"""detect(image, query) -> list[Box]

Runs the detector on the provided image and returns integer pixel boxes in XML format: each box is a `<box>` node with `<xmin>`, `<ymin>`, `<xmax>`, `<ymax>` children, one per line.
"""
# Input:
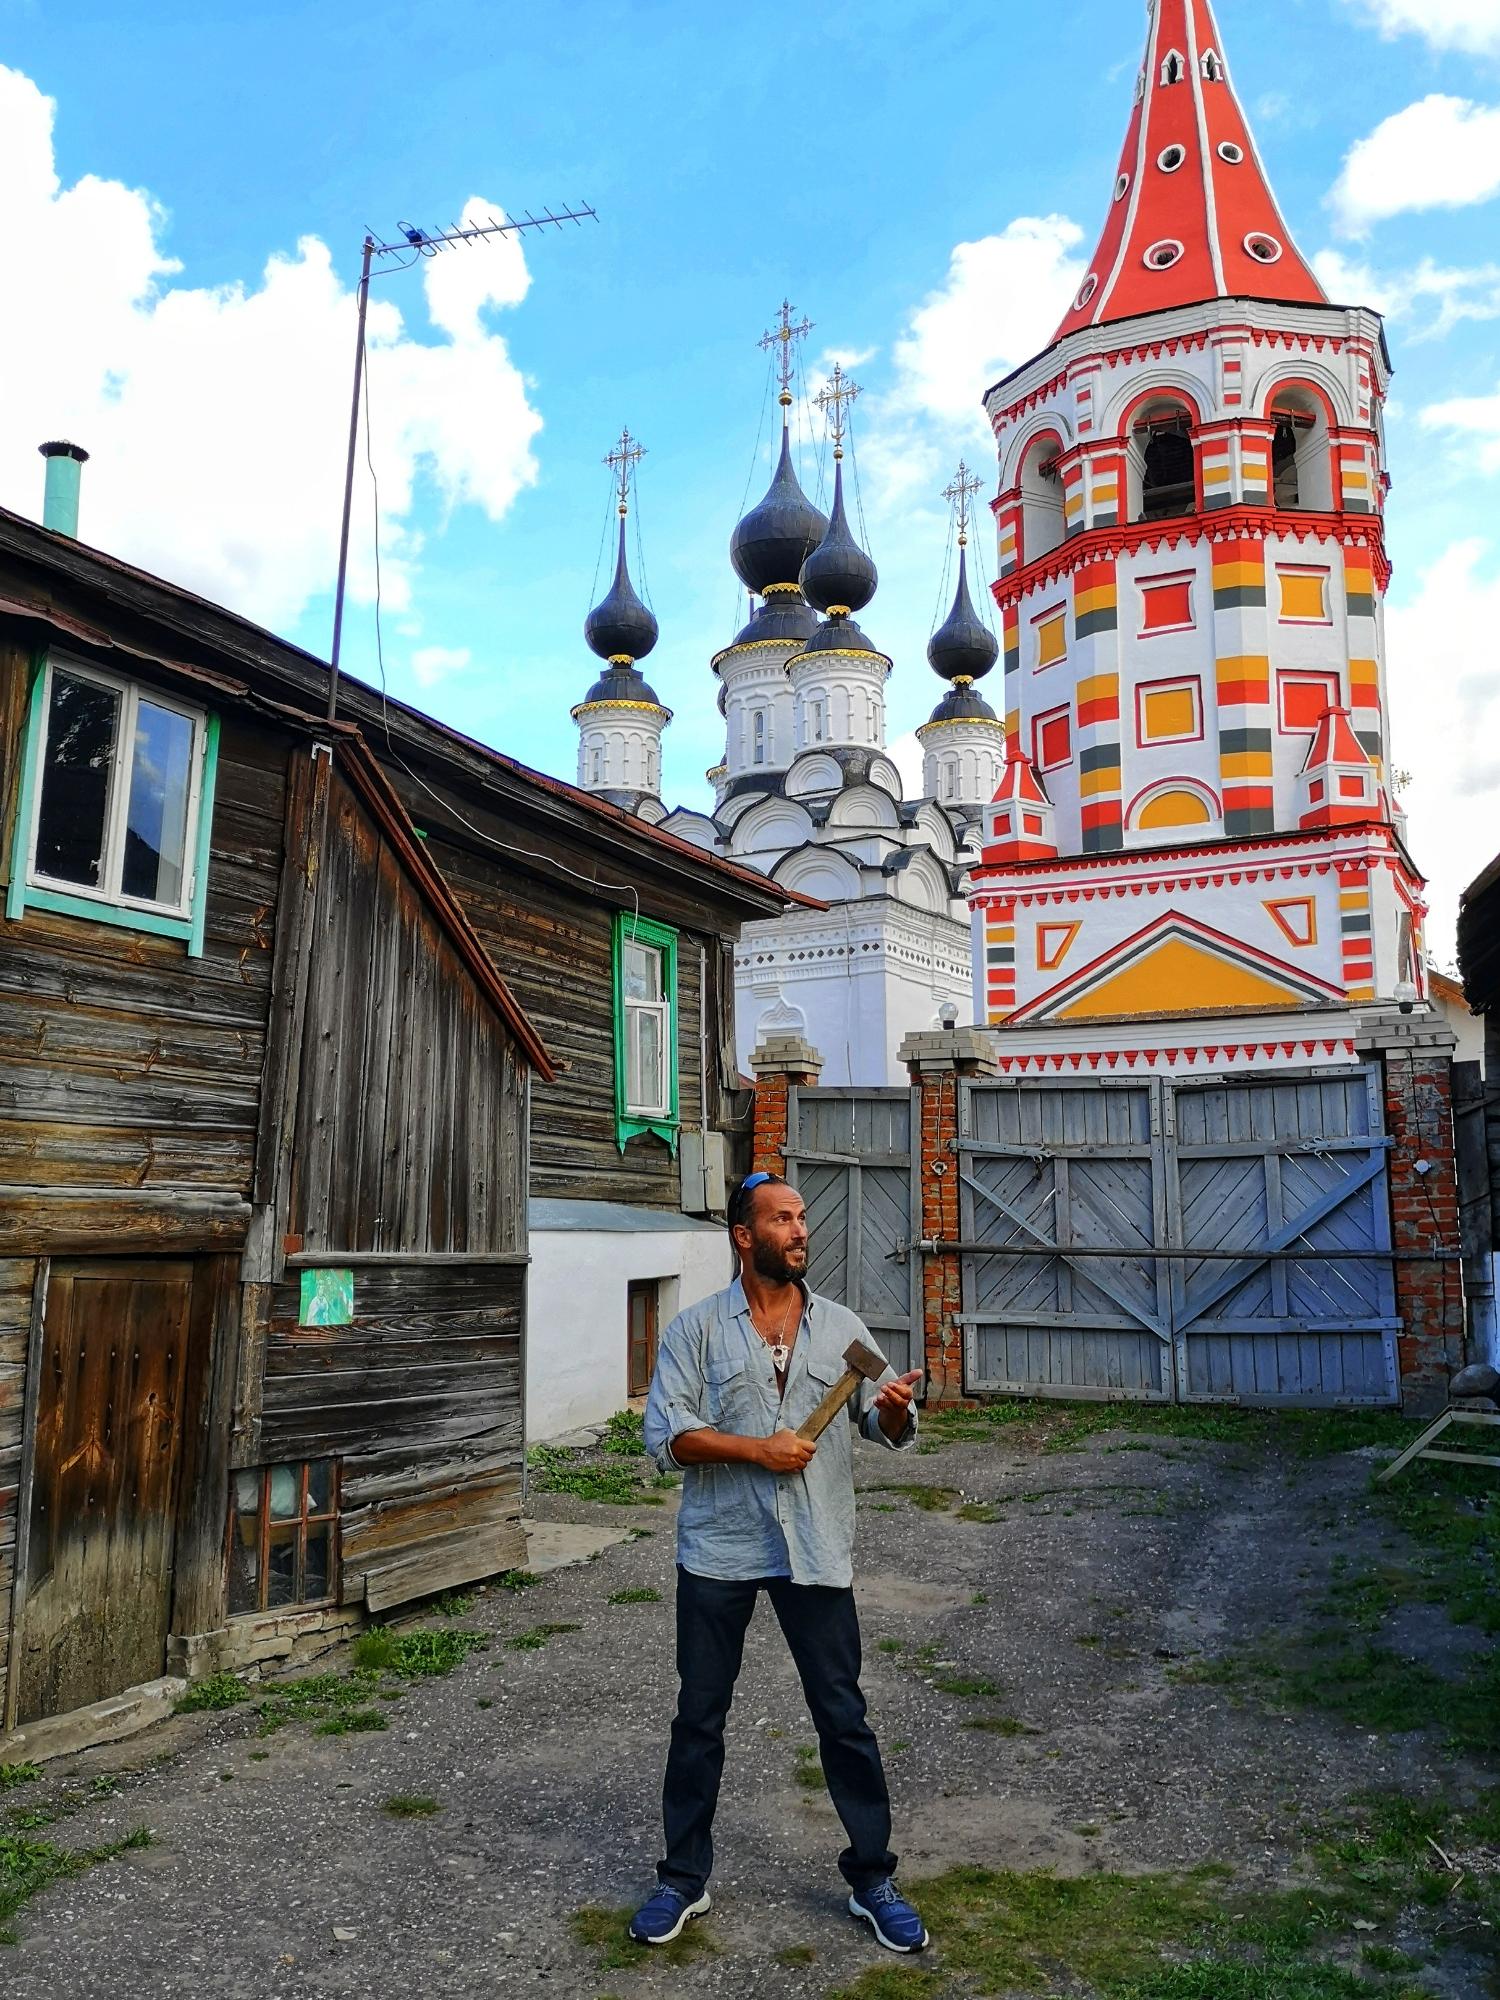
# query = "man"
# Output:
<box><xmin>631</xmin><ymin>1170</ymin><xmax>928</xmax><ymax>1955</ymax></box>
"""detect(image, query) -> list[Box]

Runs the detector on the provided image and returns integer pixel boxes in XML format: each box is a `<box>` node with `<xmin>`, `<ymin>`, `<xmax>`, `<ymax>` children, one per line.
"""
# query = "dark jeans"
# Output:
<box><xmin>658</xmin><ymin>1566</ymin><xmax>897</xmax><ymax>1898</ymax></box>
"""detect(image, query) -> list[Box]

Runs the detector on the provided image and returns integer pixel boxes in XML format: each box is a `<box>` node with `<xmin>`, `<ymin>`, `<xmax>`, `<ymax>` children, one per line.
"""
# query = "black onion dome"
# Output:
<box><xmin>730</xmin><ymin>425</ymin><xmax>828</xmax><ymax>594</ymax></box>
<box><xmin>926</xmin><ymin>546</ymin><xmax>999</xmax><ymax>685</ymax></box>
<box><xmin>585</xmin><ymin>516</ymin><xmax>659</xmax><ymax>664</ymax></box>
<box><xmin>926</xmin><ymin>684</ymin><xmax>997</xmax><ymax>725</ymax></box>
<box><xmin>798</xmin><ymin>614</ymin><xmax>885</xmax><ymax>661</ymax></box>
<box><xmin>800</xmin><ymin>458</ymin><xmax>877</xmax><ymax>615</ymax></box>
<box><xmin>576</xmin><ymin>661</ymin><xmax>664</xmax><ymax>710</ymax></box>
<box><xmin>715</xmin><ymin>590</ymin><xmax>820</xmax><ymax>668</ymax></box>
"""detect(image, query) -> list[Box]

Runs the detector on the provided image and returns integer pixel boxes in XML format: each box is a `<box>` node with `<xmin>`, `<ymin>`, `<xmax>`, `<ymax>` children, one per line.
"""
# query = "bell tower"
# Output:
<box><xmin>967</xmin><ymin>0</ymin><xmax>1426</xmax><ymax>1067</ymax></box>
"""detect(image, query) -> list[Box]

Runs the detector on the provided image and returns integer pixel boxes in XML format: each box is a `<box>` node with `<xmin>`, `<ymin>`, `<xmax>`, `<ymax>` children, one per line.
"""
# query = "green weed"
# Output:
<box><xmin>173</xmin><ymin>1672</ymin><xmax>248</xmax><ymax>1713</ymax></box>
<box><xmin>792</xmin><ymin>1744</ymin><xmax>825</xmax><ymax>1792</ymax></box>
<box><xmin>527</xmin><ymin>1446</ymin><xmax>665</xmax><ymax>1506</ymax></box>
<box><xmin>0</xmin><ymin>1767</ymin><xmax>40</xmax><ymax>1793</ymax></box>
<box><xmin>601</xmin><ymin>1408</ymin><xmax>646</xmax><ymax>1456</ymax></box>
<box><xmin>510</xmin><ymin>1623</ymin><xmax>582</xmax><ymax>1651</ymax></box>
<box><xmin>435</xmin><ymin>1590</ymin><xmax>476</xmax><ymax>1618</ymax></box>
<box><xmin>495</xmin><ymin>1569</ymin><xmax>542</xmax><ymax>1592</ymax></box>
<box><xmin>776</xmin><ymin>1942</ymin><xmax>817</xmax><ymax>1965</ymax></box>
<box><xmin>607</xmin><ymin>1587</ymin><xmax>661</xmax><ymax>1605</ymax></box>
<box><xmin>858</xmin><ymin>1483</ymin><xmax>958</xmax><ymax>1512</ymax></box>
<box><xmin>931</xmin><ymin>1674</ymin><xmax>1002</xmax><ymax>1699</ymax></box>
<box><xmin>0</xmin><ymin>1826</ymin><xmax>151</xmax><ymax>1945</ymax></box>
<box><xmin>314</xmin><ymin>1708</ymin><xmax>387</xmax><ymax>1736</ymax></box>
<box><xmin>383</xmin><ymin>1794</ymin><xmax>441</xmax><ymax>1817</ymax></box>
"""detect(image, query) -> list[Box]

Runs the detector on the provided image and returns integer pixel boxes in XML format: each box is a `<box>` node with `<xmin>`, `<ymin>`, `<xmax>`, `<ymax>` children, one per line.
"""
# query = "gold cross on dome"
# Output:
<box><xmin>815</xmin><ymin>362</ymin><xmax>862</xmax><ymax>456</ymax></box>
<box><xmin>942</xmin><ymin>460</ymin><xmax>984</xmax><ymax>545</ymax></box>
<box><xmin>605</xmin><ymin>427</ymin><xmax>646</xmax><ymax>514</ymax></box>
<box><xmin>758</xmin><ymin>298</ymin><xmax>813</xmax><ymax>407</ymax></box>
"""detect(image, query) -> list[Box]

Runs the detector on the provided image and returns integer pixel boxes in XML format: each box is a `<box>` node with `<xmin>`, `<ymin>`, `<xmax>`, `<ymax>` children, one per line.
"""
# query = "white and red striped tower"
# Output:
<box><xmin>968</xmin><ymin>0</ymin><xmax>1426</xmax><ymax>1074</ymax></box>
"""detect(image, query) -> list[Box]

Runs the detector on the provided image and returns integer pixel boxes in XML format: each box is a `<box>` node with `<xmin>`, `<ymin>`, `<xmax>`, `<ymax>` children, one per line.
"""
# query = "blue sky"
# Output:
<box><xmin>2</xmin><ymin>0</ymin><xmax>1499</xmax><ymax>956</ymax></box>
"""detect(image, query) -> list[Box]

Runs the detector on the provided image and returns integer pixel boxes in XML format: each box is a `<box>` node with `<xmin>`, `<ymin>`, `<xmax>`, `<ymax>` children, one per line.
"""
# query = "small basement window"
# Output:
<box><xmin>228</xmin><ymin>1461</ymin><xmax>339</xmax><ymax>1614</ymax></box>
<box><xmin>8</xmin><ymin>655</ymin><xmax>219</xmax><ymax>953</ymax></box>
<box><xmin>613</xmin><ymin>911</ymin><xmax>679</xmax><ymax>1150</ymax></box>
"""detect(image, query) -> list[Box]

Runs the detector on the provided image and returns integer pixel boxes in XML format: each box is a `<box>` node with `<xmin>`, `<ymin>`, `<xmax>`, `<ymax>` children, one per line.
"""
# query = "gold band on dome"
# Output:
<box><xmin>915</xmin><ymin>715</ymin><xmax>1003</xmax><ymax>736</ymax></box>
<box><xmin>608</xmin><ymin>653</ymin><xmax>635</xmax><ymax>665</ymax></box>
<box><xmin>763</xmin><ymin>582</ymin><xmax>803</xmax><ymax>596</ymax></box>
<box><xmin>827</xmin><ymin>604</ymin><xmax>851</xmax><ymax>617</ymax></box>
<box><xmin>570</xmin><ymin>698</ymin><xmax>671</xmax><ymax>717</ymax></box>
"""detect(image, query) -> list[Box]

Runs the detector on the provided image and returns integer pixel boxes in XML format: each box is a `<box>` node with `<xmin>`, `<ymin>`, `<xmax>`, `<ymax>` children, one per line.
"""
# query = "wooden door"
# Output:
<box><xmin>627</xmin><ymin>1281</ymin><xmax>658</xmax><ymax>1398</ymax></box>
<box><xmin>19</xmin><ymin>1261</ymin><xmax>194</xmax><ymax>1723</ymax></box>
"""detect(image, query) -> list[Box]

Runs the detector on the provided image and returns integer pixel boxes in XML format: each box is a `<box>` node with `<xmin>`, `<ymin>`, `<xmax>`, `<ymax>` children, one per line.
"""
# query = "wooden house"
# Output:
<box><xmin>1459</xmin><ymin>855</ymin><xmax>1500</xmax><ymax>1369</ymax></box>
<box><xmin>0</xmin><ymin>475</ymin><xmax>802</xmax><ymax>1738</ymax></box>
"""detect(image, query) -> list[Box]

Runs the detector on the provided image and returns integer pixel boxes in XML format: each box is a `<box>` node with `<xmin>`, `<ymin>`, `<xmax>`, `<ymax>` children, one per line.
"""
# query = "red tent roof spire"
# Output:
<box><xmin>1052</xmin><ymin>0</ymin><xmax>1327</xmax><ymax>342</ymax></box>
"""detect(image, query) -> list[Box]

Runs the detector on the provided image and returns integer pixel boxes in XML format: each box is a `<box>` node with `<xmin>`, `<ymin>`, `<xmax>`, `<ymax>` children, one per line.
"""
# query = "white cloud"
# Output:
<box><xmin>1328</xmin><ymin>95</ymin><xmax>1500</xmax><ymax>236</ymax></box>
<box><xmin>1385</xmin><ymin>539</ymin><xmax>1500</xmax><ymax>959</ymax></box>
<box><xmin>410</xmin><ymin>644</ymin><xmax>473</xmax><ymax>688</ymax></box>
<box><xmin>1312</xmin><ymin>246</ymin><xmax>1500</xmax><ymax>336</ymax></box>
<box><xmin>0</xmin><ymin>65</ymin><xmax>542</xmax><ymax>636</ymax></box>
<box><xmin>1421</xmin><ymin>379</ymin><xmax>1500</xmax><ymax>470</ymax></box>
<box><xmin>1343</xmin><ymin>0</ymin><xmax>1500</xmax><ymax>55</ymax></box>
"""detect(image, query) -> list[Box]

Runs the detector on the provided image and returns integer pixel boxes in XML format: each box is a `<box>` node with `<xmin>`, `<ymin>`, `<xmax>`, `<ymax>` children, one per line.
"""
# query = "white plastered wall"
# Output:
<box><xmin>527</xmin><ymin>1224</ymin><xmax>732</xmax><ymax>1441</ymax></box>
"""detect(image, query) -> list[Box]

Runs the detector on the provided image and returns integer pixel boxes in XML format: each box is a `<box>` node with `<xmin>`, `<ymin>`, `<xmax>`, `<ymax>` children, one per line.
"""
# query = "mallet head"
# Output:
<box><xmin>843</xmin><ymin>1338</ymin><xmax>888</xmax><ymax>1384</ymax></box>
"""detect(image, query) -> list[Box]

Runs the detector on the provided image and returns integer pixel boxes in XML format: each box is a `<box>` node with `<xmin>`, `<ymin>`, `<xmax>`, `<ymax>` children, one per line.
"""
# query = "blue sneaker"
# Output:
<box><xmin>849</xmin><ymin>1878</ymin><xmax>928</xmax><ymax>1953</ymax></box>
<box><xmin>628</xmin><ymin>1883</ymin><xmax>711</xmax><ymax>1945</ymax></box>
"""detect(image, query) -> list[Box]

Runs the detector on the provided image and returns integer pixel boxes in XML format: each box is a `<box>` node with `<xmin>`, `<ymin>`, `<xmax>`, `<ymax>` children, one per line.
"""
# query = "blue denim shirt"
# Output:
<box><xmin>643</xmin><ymin>1276</ymin><xmax>918</xmax><ymax>1589</ymax></box>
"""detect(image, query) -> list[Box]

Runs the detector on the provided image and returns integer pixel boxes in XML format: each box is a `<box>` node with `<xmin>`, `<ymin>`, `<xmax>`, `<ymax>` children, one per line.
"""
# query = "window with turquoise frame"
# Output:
<box><xmin>612</xmin><ymin>911</ymin><xmax>679</xmax><ymax>1151</ymax></box>
<box><xmin>6</xmin><ymin>651</ymin><xmax>220</xmax><ymax>956</ymax></box>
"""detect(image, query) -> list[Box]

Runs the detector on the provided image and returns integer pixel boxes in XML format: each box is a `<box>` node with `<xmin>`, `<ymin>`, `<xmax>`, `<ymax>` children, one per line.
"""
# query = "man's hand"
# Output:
<box><xmin>759</xmin><ymin>1427</ymin><xmax>818</xmax><ymax>1475</ymax></box>
<box><xmin>874</xmin><ymin>1369</ymin><xmax>923</xmax><ymax>1441</ymax></box>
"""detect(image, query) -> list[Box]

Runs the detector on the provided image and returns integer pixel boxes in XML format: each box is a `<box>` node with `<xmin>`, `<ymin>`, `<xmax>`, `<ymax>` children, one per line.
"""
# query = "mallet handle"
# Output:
<box><xmin>796</xmin><ymin>1370</ymin><xmax>862</xmax><ymax>1443</ymax></box>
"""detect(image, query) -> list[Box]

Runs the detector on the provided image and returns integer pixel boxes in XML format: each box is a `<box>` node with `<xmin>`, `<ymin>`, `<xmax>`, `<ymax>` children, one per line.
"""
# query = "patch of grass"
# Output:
<box><xmin>876</xmin><ymin>1638</ymin><xmax>904</xmax><ymax>1655</ymax></box>
<box><xmin>601</xmin><ymin>1408</ymin><xmax>646</xmax><ymax>1456</ymax></box>
<box><xmin>918</xmin><ymin>1397</ymin><xmax>1415</xmax><ymax>1462</ymax></box>
<box><xmin>570</xmin><ymin>1903</ymin><xmax>717</xmax><ymax>1971</ymax></box>
<box><xmin>0</xmin><ymin>1767</ymin><xmax>41</xmax><ymax>1793</ymax></box>
<box><xmin>249</xmin><ymin>1751</ymin><xmax>270</xmax><ymax>1762</ymax></box>
<box><xmin>776</xmin><ymin>1942</ymin><xmax>817</xmax><ymax>1966</ymax></box>
<box><xmin>314</xmin><ymin>1708</ymin><xmax>387</xmax><ymax>1736</ymax></box>
<box><xmin>793</xmin><ymin>1744</ymin><xmax>825</xmax><ymax>1792</ymax></box>
<box><xmin>495</xmin><ymin>1568</ymin><xmax>542</xmax><ymax>1592</ymax></box>
<box><xmin>931</xmin><ymin>1674</ymin><xmax>1002</xmax><ymax>1700</ymax></box>
<box><xmin>963</xmin><ymin>1715</ymin><xmax>1035</xmax><ymax>1736</ymax></box>
<box><xmin>435</xmin><ymin>1589</ymin><xmax>476</xmax><ymax>1618</ymax></box>
<box><xmin>383</xmin><ymin>1794</ymin><xmax>440</xmax><ymax>1818</ymax></box>
<box><xmin>509</xmin><ymin>1622</ymin><xmax>582</xmax><ymax>1651</ymax></box>
<box><xmin>0</xmin><ymin>1825</ymin><xmax>151</xmax><ymax>1945</ymax></box>
<box><xmin>607</xmin><ymin>1587</ymin><xmax>661</xmax><ymax>1605</ymax></box>
<box><xmin>970</xmin><ymin>1591</ymin><xmax>990</xmax><ymax>1606</ymax></box>
<box><xmin>527</xmin><ymin>1444</ymin><xmax>666</xmax><ymax>1506</ymax></box>
<box><xmin>858</xmin><ymin>1483</ymin><xmax>958</xmax><ymax>1513</ymax></box>
<box><xmin>173</xmin><ymin>1672</ymin><xmax>248</xmax><ymax>1713</ymax></box>
<box><xmin>956</xmin><ymin>1501</ymin><xmax>998</xmax><ymax>1522</ymax></box>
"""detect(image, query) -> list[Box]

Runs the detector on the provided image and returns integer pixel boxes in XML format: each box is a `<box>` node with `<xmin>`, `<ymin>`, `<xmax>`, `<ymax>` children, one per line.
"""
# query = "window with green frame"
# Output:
<box><xmin>5</xmin><ymin>651</ymin><xmax>220</xmax><ymax>956</ymax></box>
<box><xmin>612</xmin><ymin>911</ymin><xmax>679</xmax><ymax>1151</ymax></box>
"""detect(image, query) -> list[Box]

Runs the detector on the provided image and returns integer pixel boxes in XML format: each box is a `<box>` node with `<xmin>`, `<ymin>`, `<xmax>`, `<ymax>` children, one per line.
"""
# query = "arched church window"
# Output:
<box><xmin>942</xmin><ymin>759</ymin><xmax>958</xmax><ymax>801</ymax></box>
<box><xmin>752</xmin><ymin>708</ymin><xmax>767</xmax><ymax>766</ymax></box>
<box><xmin>809</xmin><ymin>697</ymin><xmax>826</xmax><ymax>744</ymax></box>
<box><xmin>1160</xmin><ymin>48</ymin><xmax>1185</xmax><ymax>84</ymax></box>
<box><xmin>1268</xmin><ymin>389</ymin><xmax>1334</xmax><ymax>512</ymax></box>
<box><xmin>1018</xmin><ymin>433</ymin><xmax>1067</xmax><ymax>565</ymax></box>
<box><xmin>590</xmin><ymin>746</ymin><xmax>604</xmax><ymax>786</ymax></box>
<box><xmin>1200</xmin><ymin>48</ymin><xmax>1224</xmax><ymax>82</ymax></box>
<box><xmin>1133</xmin><ymin>402</ymin><xmax>1197</xmax><ymax>522</ymax></box>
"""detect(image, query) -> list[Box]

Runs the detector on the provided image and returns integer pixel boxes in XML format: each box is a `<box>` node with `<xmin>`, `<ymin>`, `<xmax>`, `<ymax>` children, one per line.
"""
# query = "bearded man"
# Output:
<box><xmin>630</xmin><ymin>1170</ymin><xmax>927</xmax><ymax>1956</ymax></box>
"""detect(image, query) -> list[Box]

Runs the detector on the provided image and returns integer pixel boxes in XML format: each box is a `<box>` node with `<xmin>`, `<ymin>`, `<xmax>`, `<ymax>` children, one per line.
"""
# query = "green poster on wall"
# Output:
<box><xmin>299</xmin><ymin>1267</ymin><xmax>354</xmax><ymax>1327</ymax></box>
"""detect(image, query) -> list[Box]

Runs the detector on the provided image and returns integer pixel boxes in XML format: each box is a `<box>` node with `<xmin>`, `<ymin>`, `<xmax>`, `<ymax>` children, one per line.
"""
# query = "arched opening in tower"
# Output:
<box><xmin>1135</xmin><ymin>407</ymin><xmax>1197</xmax><ymax>522</ymax></box>
<box><xmin>1018</xmin><ymin>433</ymin><xmax>1067</xmax><ymax>564</ymax></box>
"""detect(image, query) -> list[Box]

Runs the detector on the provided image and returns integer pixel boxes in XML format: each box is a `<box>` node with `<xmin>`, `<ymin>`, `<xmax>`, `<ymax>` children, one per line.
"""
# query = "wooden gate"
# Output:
<box><xmin>959</xmin><ymin>1068</ymin><xmax>1399</xmax><ymax>1408</ymax></box>
<box><xmin>17</xmin><ymin>1261</ymin><xmax>195</xmax><ymax>1722</ymax></box>
<box><xmin>784</xmin><ymin>1087</ymin><xmax>920</xmax><ymax>1376</ymax></box>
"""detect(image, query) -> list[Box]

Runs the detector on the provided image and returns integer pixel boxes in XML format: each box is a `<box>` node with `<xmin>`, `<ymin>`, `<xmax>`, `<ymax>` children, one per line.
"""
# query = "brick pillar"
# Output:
<box><xmin>896</xmin><ymin>1028</ymin><xmax>1000</xmax><ymax>1406</ymax></box>
<box><xmin>748</xmin><ymin>1034</ymin><xmax>824</xmax><ymax>1176</ymax></box>
<box><xmin>1357</xmin><ymin>1008</ymin><xmax>1464</xmax><ymax>1416</ymax></box>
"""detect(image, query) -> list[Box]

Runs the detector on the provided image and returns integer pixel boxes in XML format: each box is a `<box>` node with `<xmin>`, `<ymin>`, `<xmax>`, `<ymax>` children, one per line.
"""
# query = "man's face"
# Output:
<box><xmin>735</xmin><ymin>1183</ymin><xmax>809</xmax><ymax>1284</ymax></box>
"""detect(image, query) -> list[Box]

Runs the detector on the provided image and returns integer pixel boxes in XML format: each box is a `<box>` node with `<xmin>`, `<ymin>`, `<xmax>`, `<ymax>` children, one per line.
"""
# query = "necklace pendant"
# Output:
<box><xmin>770</xmin><ymin>1343</ymin><xmax>789</xmax><ymax>1372</ymax></box>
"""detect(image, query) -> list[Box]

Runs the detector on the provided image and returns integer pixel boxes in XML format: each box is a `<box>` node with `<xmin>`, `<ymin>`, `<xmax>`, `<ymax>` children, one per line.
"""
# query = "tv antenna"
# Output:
<box><xmin>327</xmin><ymin>203</ymin><xmax>598</xmax><ymax>722</ymax></box>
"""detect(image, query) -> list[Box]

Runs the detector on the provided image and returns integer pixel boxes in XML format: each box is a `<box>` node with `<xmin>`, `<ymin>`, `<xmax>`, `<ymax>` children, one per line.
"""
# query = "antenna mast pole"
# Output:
<box><xmin>325</xmin><ymin>203</ymin><xmax>598</xmax><ymax>724</ymax></box>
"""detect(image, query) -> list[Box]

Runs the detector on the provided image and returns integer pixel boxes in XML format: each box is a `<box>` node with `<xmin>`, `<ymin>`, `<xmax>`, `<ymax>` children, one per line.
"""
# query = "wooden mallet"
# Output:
<box><xmin>796</xmin><ymin>1339</ymin><xmax>891</xmax><ymax>1443</ymax></box>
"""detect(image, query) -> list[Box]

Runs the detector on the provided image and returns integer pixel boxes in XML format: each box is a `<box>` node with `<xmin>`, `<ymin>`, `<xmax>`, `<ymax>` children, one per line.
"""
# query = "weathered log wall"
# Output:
<box><xmin>0</xmin><ymin>1259</ymin><xmax>36</xmax><ymax>1706</ymax></box>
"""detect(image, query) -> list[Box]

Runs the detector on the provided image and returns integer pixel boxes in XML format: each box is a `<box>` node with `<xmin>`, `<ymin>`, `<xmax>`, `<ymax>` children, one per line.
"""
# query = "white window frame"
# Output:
<box><xmin>26</xmin><ymin>655</ymin><xmax>207</xmax><ymax>921</ymax></box>
<box><xmin>622</xmin><ymin>940</ymin><xmax>671</xmax><ymax>1120</ymax></box>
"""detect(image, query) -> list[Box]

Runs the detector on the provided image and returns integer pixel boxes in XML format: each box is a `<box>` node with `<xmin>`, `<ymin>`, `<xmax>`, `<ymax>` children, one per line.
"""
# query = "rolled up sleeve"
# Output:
<box><xmin>856</xmin><ymin>1361</ymin><xmax>919</xmax><ymax>1452</ymax></box>
<box><xmin>643</xmin><ymin>1310</ymin><xmax>710</xmax><ymax>1474</ymax></box>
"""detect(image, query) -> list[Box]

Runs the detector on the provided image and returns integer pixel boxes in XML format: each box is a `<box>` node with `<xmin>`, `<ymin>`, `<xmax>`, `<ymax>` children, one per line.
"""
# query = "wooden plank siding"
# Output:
<box><xmin>259</xmin><ymin>1263</ymin><xmax>525</xmax><ymax>1608</ymax></box>
<box><xmin>0</xmin><ymin>1260</ymin><xmax>37</xmax><ymax>1704</ymax></box>
<box><xmin>420</xmin><ymin>824</ymin><xmax>711</xmax><ymax>1206</ymax></box>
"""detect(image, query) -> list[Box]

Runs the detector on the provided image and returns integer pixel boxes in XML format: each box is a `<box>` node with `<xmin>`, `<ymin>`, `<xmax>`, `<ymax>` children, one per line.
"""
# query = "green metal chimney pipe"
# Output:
<box><xmin>39</xmin><ymin>440</ymin><xmax>88</xmax><ymax>537</ymax></box>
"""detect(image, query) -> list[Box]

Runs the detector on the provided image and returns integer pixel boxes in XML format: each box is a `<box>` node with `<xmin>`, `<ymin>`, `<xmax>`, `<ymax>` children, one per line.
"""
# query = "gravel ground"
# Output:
<box><xmin>0</xmin><ymin>1421</ymin><xmax>1484</xmax><ymax>1999</ymax></box>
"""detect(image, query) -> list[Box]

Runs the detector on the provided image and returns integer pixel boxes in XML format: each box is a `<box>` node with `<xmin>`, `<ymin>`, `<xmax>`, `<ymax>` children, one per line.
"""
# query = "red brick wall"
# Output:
<box><xmin>750</xmin><ymin>1070</ymin><xmax>820</xmax><ymax>1177</ymax></box>
<box><xmin>914</xmin><ymin>1069</ymin><xmax>969</xmax><ymax>1406</ymax></box>
<box><xmin>1381</xmin><ymin>1050</ymin><xmax>1464</xmax><ymax>1414</ymax></box>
